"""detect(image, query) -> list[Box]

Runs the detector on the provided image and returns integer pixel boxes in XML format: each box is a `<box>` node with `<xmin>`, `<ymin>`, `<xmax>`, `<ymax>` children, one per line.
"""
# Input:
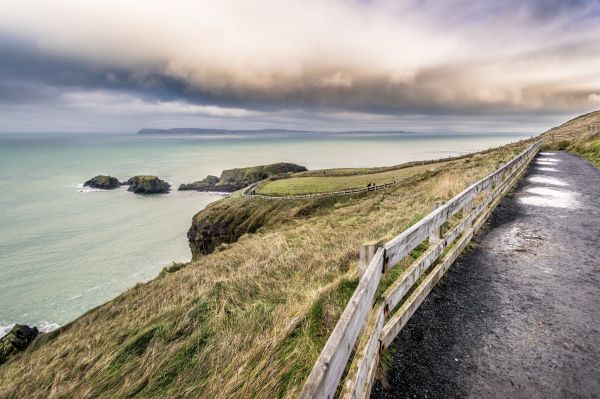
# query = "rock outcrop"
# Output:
<box><xmin>179</xmin><ymin>162</ymin><xmax>307</xmax><ymax>192</ymax></box>
<box><xmin>187</xmin><ymin>201</ymin><xmax>257</xmax><ymax>257</ymax></box>
<box><xmin>126</xmin><ymin>176</ymin><xmax>171</xmax><ymax>194</ymax></box>
<box><xmin>0</xmin><ymin>324</ymin><xmax>39</xmax><ymax>365</ymax></box>
<box><xmin>178</xmin><ymin>175</ymin><xmax>231</xmax><ymax>192</ymax></box>
<box><xmin>219</xmin><ymin>162</ymin><xmax>307</xmax><ymax>187</ymax></box>
<box><xmin>83</xmin><ymin>175</ymin><xmax>122</xmax><ymax>190</ymax></box>
<box><xmin>186</xmin><ymin>193</ymin><xmax>335</xmax><ymax>259</ymax></box>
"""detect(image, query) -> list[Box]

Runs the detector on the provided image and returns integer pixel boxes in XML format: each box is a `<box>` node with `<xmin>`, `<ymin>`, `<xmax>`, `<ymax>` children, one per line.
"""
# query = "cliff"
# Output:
<box><xmin>186</xmin><ymin>194</ymin><xmax>351</xmax><ymax>259</ymax></box>
<box><xmin>179</xmin><ymin>162</ymin><xmax>307</xmax><ymax>192</ymax></box>
<box><xmin>219</xmin><ymin>163</ymin><xmax>307</xmax><ymax>187</ymax></box>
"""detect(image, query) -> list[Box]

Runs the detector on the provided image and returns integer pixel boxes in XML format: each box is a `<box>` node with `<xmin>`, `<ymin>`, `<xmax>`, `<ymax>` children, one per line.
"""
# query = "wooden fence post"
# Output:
<box><xmin>359</xmin><ymin>240</ymin><xmax>382</xmax><ymax>280</ymax></box>
<box><xmin>429</xmin><ymin>201</ymin><xmax>443</xmax><ymax>243</ymax></box>
<box><xmin>462</xmin><ymin>182</ymin><xmax>473</xmax><ymax>216</ymax></box>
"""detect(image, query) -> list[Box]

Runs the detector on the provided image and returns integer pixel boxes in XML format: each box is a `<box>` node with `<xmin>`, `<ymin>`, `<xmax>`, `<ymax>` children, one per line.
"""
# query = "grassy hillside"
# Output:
<box><xmin>255</xmin><ymin>144</ymin><xmax>531</xmax><ymax>196</ymax></box>
<box><xmin>0</xmin><ymin>111</ymin><xmax>596</xmax><ymax>398</ymax></box>
<box><xmin>541</xmin><ymin>110</ymin><xmax>600</xmax><ymax>168</ymax></box>
<box><xmin>566</xmin><ymin>138</ymin><xmax>600</xmax><ymax>168</ymax></box>
<box><xmin>541</xmin><ymin>110</ymin><xmax>600</xmax><ymax>145</ymax></box>
<box><xmin>255</xmin><ymin>163</ymin><xmax>433</xmax><ymax>196</ymax></box>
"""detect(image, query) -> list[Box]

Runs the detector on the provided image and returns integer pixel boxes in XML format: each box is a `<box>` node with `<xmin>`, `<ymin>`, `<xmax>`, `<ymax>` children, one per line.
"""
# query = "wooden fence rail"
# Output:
<box><xmin>299</xmin><ymin>141</ymin><xmax>541</xmax><ymax>399</ymax></box>
<box><xmin>242</xmin><ymin>181</ymin><xmax>397</xmax><ymax>200</ymax></box>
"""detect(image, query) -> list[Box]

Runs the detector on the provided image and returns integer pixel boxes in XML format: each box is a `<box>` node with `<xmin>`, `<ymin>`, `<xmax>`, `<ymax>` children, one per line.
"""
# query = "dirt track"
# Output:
<box><xmin>372</xmin><ymin>151</ymin><xmax>600</xmax><ymax>399</ymax></box>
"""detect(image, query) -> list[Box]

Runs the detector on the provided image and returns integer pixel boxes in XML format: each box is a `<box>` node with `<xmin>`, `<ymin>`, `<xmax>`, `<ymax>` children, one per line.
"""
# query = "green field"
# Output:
<box><xmin>568</xmin><ymin>138</ymin><xmax>600</xmax><ymax>168</ymax></box>
<box><xmin>256</xmin><ymin>163</ymin><xmax>435</xmax><ymax>196</ymax></box>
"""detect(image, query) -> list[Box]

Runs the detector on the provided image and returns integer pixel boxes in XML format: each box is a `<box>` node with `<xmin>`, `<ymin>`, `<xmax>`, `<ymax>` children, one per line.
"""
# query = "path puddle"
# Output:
<box><xmin>525</xmin><ymin>186</ymin><xmax>572</xmax><ymax>198</ymax></box>
<box><xmin>518</xmin><ymin>186</ymin><xmax>580</xmax><ymax>209</ymax></box>
<box><xmin>535</xmin><ymin>167</ymin><xmax>559</xmax><ymax>172</ymax></box>
<box><xmin>535</xmin><ymin>160</ymin><xmax>559</xmax><ymax>166</ymax></box>
<box><xmin>527</xmin><ymin>175</ymin><xmax>569</xmax><ymax>187</ymax></box>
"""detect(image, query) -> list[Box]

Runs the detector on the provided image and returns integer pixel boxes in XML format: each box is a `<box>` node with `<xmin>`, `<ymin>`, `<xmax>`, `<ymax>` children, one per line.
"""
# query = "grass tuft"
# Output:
<box><xmin>110</xmin><ymin>326</ymin><xmax>164</xmax><ymax>375</ymax></box>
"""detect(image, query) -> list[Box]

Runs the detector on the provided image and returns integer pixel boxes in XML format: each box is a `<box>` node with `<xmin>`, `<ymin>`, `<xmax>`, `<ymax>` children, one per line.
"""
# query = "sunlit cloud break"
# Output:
<box><xmin>0</xmin><ymin>0</ymin><xmax>599</xmax><ymax>132</ymax></box>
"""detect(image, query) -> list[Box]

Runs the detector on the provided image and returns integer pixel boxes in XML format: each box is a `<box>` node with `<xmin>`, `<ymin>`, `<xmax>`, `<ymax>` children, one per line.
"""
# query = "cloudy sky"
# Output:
<box><xmin>0</xmin><ymin>0</ymin><xmax>599</xmax><ymax>133</ymax></box>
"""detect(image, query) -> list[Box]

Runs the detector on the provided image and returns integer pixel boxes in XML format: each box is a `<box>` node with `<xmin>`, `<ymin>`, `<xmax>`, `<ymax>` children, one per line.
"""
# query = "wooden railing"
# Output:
<box><xmin>242</xmin><ymin>181</ymin><xmax>397</xmax><ymax>200</ymax></box>
<box><xmin>299</xmin><ymin>141</ymin><xmax>541</xmax><ymax>399</ymax></box>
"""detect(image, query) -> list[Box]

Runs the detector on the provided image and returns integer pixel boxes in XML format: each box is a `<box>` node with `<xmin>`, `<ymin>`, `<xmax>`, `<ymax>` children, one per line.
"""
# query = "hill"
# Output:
<box><xmin>137</xmin><ymin>127</ymin><xmax>413</xmax><ymax>135</ymax></box>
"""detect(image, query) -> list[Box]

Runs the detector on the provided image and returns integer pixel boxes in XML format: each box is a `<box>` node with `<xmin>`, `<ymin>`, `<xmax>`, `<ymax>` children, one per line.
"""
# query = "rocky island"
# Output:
<box><xmin>83</xmin><ymin>175</ymin><xmax>123</xmax><ymax>190</ymax></box>
<box><xmin>82</xmin><ymin>175</ymin><xmax>171</xmax><ymax>194</ymax></box>
<box><xmin>178</xmin><ymin>175</ymin><xmax>225</xmax><ymax>191</ymax></box>
<box><xmin>126</xmin><ymin>175</ymin><xmax>171</xmax><ymax>194</ymax></box>
<box><xmin>0</xmin><ymin>325</ymin><xmax>38</xmax><ymax>366</ymax></box>
<box><xmin>179</xmin><ymin>162</ymin><xmax>307</xmax><ymax>192</ymax></box>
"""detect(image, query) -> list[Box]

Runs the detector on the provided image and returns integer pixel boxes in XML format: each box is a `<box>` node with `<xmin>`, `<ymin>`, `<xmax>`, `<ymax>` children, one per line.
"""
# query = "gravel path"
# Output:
<box><xmin>371</xmin><ymin>151</ymin><xmax>600</xmax><ymax>399</ymax></box>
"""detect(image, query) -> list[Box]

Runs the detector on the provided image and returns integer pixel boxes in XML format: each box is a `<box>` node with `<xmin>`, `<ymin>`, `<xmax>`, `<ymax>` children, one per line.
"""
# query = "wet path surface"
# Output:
<box><xmin>372</xmin><ymin>151</ymin><xmax>600</xmax><ymax>399</ymax></box>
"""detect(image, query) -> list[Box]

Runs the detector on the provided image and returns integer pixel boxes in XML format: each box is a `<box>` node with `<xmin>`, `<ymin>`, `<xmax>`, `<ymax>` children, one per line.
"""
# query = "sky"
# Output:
<box><xmin>0</xmin><ymin>0</ymin><xmax>599</xmax><ymax>134</ymax></box>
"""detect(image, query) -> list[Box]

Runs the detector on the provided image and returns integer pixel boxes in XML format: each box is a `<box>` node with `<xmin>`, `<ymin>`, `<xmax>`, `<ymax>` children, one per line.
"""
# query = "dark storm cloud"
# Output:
<box><xmin>0</xmin><ymin>33</ymin><xmax>222</xmax><ymax>108</ymax></box>
<box><xmin>0</xmin><ymin>32</ymin><xmax>297</xmax><ymax>113</ymax></box>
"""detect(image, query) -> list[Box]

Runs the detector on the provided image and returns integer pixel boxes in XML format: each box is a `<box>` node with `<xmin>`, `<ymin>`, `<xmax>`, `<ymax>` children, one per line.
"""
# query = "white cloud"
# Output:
<box><xmin>317</xmin><ymin>72</ymin><xmax>354</xmax><ymax>88</ymax></box>
<box><xmin>61</xmin><ymin>91</ymin><xmax>259</xmax><ymax>117</ymax></box>
<box><xmin>589</xmin><ymin>93</ymin><xmax>600</xmax><ymax>104</ymax></box>
<box><xmin>0</xmin><ymin>0</ymin><xmax>598</xmax><ymax>112</ymax></box>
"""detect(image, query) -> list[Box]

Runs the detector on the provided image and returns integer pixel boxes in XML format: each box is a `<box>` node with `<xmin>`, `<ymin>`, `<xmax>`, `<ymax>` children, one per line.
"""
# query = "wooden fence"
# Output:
<box><xmin>242</xmin><ymin>181</ymin><xmax>397</xmax><ymax>200</ymax></box>
<box><xmin>299</xmin><ymin>141</ymin><xmax>541</xmax><ymax>399</ymax></box>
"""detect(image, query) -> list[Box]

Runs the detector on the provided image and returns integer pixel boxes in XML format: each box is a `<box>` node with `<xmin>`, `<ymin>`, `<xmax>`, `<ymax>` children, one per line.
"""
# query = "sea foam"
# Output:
<box><xmin>0</xmin><ymin>323</ymin><xmax>15</xmax><ymax>339</ymax></box>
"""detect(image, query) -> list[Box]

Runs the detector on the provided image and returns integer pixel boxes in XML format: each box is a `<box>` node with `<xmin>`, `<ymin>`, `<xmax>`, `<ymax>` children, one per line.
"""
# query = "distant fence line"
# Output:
<box><xmin>242</xmin><ymin>181</ymin><xmax>397</xmax><ymax>200</ymax></box>
<box><xmin>243</xmin><ymin>137</ymin><xmax>535</xmax><ymax>201</ymax></box>
<box><xmin>299</xmin><ymin>141</ymin><xmax>542</xmax><ymax>399</ymax></box>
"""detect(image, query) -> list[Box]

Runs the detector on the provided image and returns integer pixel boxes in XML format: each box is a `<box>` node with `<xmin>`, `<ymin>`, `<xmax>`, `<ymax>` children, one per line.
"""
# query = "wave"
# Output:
<box><xmin>76</xmin><ymin>182</ymin><xmax>98</xmax><ymax>193</ymax></box>
<box><xmin>76</xmin><ymin>182</ymin><xmax>129</xmax><ymax>193</ymax></box>
<box><xmin>0</xmin><ymin>323</ymin><xmax>15</xmax><ymax>339</ymax></box>
<box><xmin>38</xmin><ymin>320</ymin><xmax>60</xmax><ymax>333</ymax></box>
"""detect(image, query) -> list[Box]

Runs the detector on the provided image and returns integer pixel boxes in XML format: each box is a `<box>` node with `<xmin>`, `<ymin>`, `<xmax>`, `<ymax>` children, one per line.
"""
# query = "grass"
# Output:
<box><xmin>541</xmin><ymin>110</ymin><xmax>600</xmax><ymax>145</ymax></box>
<box><xmin>1</xmin><ymin>111</ymin><xmax>596</xmax><ymax>398</ymax></box>
<box><xmin>540</xmin><ymin>110</ymin><xmax>600</xmax><ymax>168</ymax></box>
<box><xmin>566</xmin><ymin>137</ymin><xmax>600</xmax><ymax>168</ymax></box>
<box><xmin>256</xmin><ymin>164</ymin><xmax>435</xmax><ymax>195</ymax></box>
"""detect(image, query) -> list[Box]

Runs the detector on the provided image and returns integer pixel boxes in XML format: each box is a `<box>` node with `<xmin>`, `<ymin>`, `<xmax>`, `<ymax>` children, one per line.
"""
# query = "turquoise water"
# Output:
<box><xmin>0</xmin><ymin>131</ymin><xmax>531</xmax><ymax>335</ymax></box>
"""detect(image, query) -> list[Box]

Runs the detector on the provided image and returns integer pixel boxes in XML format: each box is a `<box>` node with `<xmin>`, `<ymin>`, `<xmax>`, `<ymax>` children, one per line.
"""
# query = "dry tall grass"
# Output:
<box><xmin>541</xmin><ymin>110</ymin><xmax>600</xmax><ymax>145</ymax></box>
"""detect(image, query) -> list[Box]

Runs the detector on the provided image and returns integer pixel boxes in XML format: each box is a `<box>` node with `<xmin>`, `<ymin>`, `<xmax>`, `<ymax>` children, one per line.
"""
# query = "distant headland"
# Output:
<box><xmin>137</xmin><ymin>128</ymin><xmax>414</xmax><ymax>135</ymax></box>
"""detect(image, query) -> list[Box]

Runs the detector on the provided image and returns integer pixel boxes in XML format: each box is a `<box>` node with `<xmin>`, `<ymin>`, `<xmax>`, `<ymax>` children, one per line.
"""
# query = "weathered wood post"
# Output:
<box><xmin>463</xmin><ymin>182</ymin><xmax>473</xmax><ymax>217</ymax></box>
<box><xmin>359</xmin><ymin>240</ymin><xmax>382</xmax><ymax>280</ymax></box>
<box><xmin>429</xmin><ymin>201</ymin><xmax>443</xmax><ymax>243</ymax></box>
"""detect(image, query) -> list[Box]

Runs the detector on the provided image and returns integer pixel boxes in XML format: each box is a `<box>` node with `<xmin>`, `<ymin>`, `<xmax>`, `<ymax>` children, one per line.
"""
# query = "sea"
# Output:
<box><xmin>0</xmin><ymin>130</ymin><xmax>532</xmax><ymax>337</ymax></box>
